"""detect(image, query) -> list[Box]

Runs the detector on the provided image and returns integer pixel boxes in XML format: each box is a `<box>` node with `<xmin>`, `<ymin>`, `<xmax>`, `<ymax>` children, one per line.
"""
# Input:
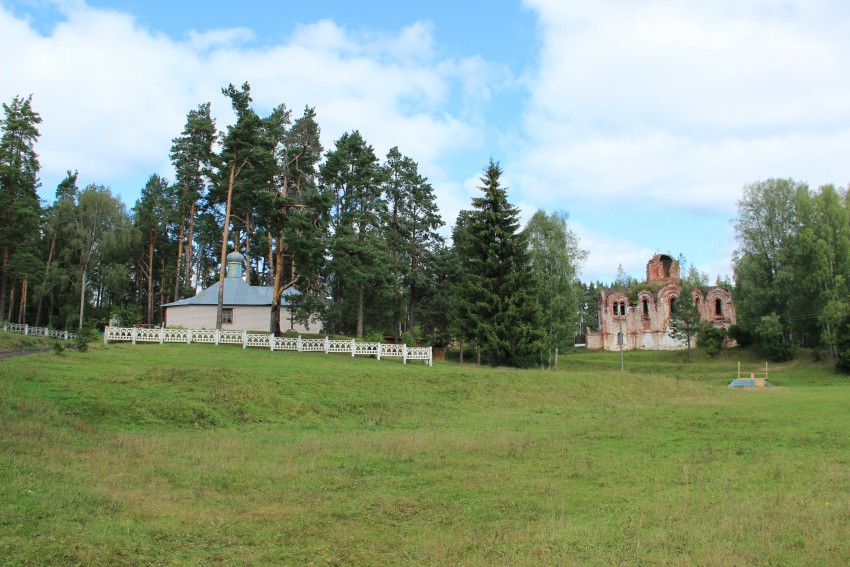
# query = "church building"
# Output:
<box><xmin>162</xmin><ymin>252</ymin><xmax>319</xmax><ymax>333</ymax></box>
<box><xmin>585</xmin><ymin>254</ymin><xmax>735</xmax><ymax>351</ymax></box>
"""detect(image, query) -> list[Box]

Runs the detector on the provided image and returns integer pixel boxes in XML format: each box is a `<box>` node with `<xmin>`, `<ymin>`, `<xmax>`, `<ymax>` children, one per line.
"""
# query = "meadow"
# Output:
<box><xmin>1</xmin><ymin>336</ymin><xmax>848</xmax><ymax>565</ymax></box>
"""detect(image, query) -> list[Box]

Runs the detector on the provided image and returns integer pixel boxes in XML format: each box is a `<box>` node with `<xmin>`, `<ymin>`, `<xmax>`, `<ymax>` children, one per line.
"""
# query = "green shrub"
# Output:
<box><xmin>401</xmin><ymin>330</ymin><xmax>417</xmax><ymax>347</ymax></box>
<box><xmin>111</xmin><ymin>304</ymin><xmax>141</xmax><ymax>327</ymax></box>
<box><xmin>836</xmin><ymin>318</ymin><xmax>850</xmax><ymax>373</ymax></box>
<box><xmin>755</xmin><ymin>314</ymin><xmax>795</xmax><ymax>362</ymax></box>
<box><xmin>361</xmin><ymin>330</ymin><xmax>384</xmax><ymax>344</ymax></box>
<box><xmin>75</xmin><ymin>326</ymin><xmax>98</xmax><ymax>352</ymax></box>
<box><xmin>699</xmin><ymin>326</ymin><xmax>726</xmax><ymax>357</ymax></box>
<box><xmin>727</xmin><ymin>324</ymin><xmax>754</xmax><ymax>347</ymax></box>
<box><xmin>51</xmin><ymin>341</ymin><xmax>65</xmax><ymax>355</ymax></box>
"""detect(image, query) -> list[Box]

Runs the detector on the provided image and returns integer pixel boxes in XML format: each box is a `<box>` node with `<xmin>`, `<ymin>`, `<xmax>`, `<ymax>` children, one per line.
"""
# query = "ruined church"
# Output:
<box><xmin>586</xmin><ymin>254</ymin><xmax>735</xmax><ymax>351</ymax></box>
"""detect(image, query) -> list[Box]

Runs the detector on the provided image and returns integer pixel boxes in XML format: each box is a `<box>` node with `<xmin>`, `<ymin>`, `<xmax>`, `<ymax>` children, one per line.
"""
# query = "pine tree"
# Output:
<box><xmin>382</xmin><ymin>146</ymin><xmax>443</xmax><ymax>336</ymax></box>
<box><xmin>213</xmin><ymin>82</ymin><xmax>277</xmax><ymax>329</ymax></box>
<box><xmin>170</xmin><ymin>103</ymin><xmax>216</xmax><ymax>300</ymax></box>
<box><xmin>321</xmin><ymin>131</ymin><xmax>388</xmax><ymax>337</ymax></box>
<box><xmin>266</xmin><ymin>106</ymin><xmax>327</xmax><ymax>334</ymax></box>
<box><xmin>0</xmin><ymin>95</ymin><xmax>42</xmax><ymax>322</ymax></box>
<box><xmin>456</xmin><ymin>159</ymin><xmax>541</xmax><ymax>367</ymax></box>
<box><xmin>34</xmin><ymin>171</ymin><xmax>78</xmax><ymax>326</ymax></box>
<box><xmin>134</xmin><ymin>174</ymin><xmax>174</xmax><ymax>324</ymax></box>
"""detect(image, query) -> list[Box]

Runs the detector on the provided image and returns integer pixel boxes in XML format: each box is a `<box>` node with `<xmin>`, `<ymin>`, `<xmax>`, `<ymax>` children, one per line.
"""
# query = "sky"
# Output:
<box><xmin>3</xmin><ymin>0</ymin><xmax>850</xmax><ymax>283</ymax></box>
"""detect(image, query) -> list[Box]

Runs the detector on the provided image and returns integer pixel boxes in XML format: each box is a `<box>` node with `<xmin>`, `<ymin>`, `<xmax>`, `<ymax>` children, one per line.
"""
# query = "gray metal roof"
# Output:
<box><xmin>162</xmin><ymin>279</ymin><xmax>301</xmax><ymax>307</ymax></box>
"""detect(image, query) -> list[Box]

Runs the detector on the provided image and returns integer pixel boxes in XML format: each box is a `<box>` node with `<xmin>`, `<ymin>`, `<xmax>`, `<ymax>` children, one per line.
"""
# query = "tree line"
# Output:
<box><xmin>0</xmin><ymin>88</ymin><xmax>586</xmax><ymax>368</ymax></box>
<box><xmin>732</xmin><ymin>178</ymin><xmax>850</xmax><ymax>369</ymax></box>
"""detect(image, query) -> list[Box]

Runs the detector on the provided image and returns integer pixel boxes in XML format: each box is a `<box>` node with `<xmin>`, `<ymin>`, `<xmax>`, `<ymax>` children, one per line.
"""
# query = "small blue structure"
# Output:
<box><xmin>728</xmin><ymin>378</ymin><xmax>773</xmax><ymax>388</ymax></box>
<box><xmin>729</xmin><ymin>362</ymin><xmax>772</xmax><ymax>387</ymax></box>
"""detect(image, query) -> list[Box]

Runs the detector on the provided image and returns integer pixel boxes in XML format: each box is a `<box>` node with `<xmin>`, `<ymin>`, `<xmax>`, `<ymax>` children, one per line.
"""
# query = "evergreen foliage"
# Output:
<box><xmin>0</xmin><ymin>95</ymin><xmax>42</xmax><ymax>323</ymax></box>
<box><xmin>454</xmin><ymin>159</ymin><xmax>541</xmax><ymax>367</ymax></box>
<box><xmin>321</xmin><ymin>131</ymin><xmax>389</xmax><ymax>337</ymax></box>
<box><xmin>666</xmin><ymin>293</ymin><xmax>702</xmax><ymax>360</ymax></box>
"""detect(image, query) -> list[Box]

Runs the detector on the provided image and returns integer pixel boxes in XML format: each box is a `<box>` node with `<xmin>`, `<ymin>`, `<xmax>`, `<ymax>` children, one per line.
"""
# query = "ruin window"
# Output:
<box><xmin>670</xmin><ymin>298</ymin><xmax>677</xmax><ymax>313</ymax></box>
<box><xmin>661</xmin><ymin>255</ymin><xmax>673</xmax><ymax>278</ymax></box>
<box><xmin>620</xmin><ymin>302</ymin><xmax>626</xmax><ymax>315</ymax></box>
<box><xmin>222</xmin><ymin>308</ymin><xmax>234</xmax><ymax>324</ymax></box>
<box><xmin>642</xmin><ymin>299</ymin><xmax>649</xmax><ymax>316</ymax></box>
<box><xmin>715</xmin><ymin>298</ymin><xmax>723</xmax><ymax>316</ymax></box>
<box><xmin>612</xmin><ymin>304</ymin><xmax>618</xmax><ymax>316</ymax></box>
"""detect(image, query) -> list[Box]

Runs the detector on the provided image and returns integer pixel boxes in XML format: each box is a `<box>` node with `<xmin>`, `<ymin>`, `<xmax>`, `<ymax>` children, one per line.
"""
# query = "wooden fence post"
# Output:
<box><xmin>403</xmin><ymin>343</ymin><xmax>407</xmax><ymax>365</ymax></box>
<box><xmin>297</xmin><ymin>335</ymin><xmax>302</xmax><ymax>352</ymax></box>
<box><xmin>377</xmin><ymin>342</ymin><xmax>382</xmax><ymax>361</ymax></box>
<box><xmin>324</xmin><ymin>336</ymin><xmax>329</xmax><ymax>354</ymax></box>
<box><xmin>351</xmin><ymin>339</ymin><xmax>356</xmax><ymax>357</ymax></box>
<box><xmin>242</xmin><ymin>330</ymin><xmax>248</xmax><ymax>349</ymax></box>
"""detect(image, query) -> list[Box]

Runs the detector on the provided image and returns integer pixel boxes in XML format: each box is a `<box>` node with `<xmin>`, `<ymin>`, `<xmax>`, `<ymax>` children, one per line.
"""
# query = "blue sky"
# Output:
<box><xmin>3</xmin><ymin>0</ymin><xmax>850</xmax><ymax>282</ymax></box>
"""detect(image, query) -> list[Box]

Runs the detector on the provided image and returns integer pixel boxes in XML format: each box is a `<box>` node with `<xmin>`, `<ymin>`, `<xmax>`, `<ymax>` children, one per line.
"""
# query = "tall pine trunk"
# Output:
<box><xmin>78</xmin><ymin>268</ymin><xmax>86</xmax><ymax>329</ymax></box>
<box><xmin>147</xmin><ymin>234</ymin><xmax>155</xmax><ymax>324</ymax></box>
<box><xmin>216</xmin><ymin>161</ymin><xmax>236</xmax><ymax>330</ymax></box>
<box><xmin>270</xmin><ymin>234</ymin><xmax>284</xmax><ymax>335</ymax></box>
<box><xmin>185</xmin><ymin>201</ymin><xmax>196</xmax><ymax>290</ymax></box>
<box><xmin>0</xmin><ymin>247</ymin><xmax>8</xmax><ymax>321</ymax></box>
<box><xmin>7</xmin><ymin>281</ymin><xmax>15</xmax><ymax>323</ymax></box>
<box><xmin>173</xmin><ymin>206</ymin><xmax>186</xmax><ymax>301</ymax></box>
<box><xmin>18</xmin><ymin>278</ymin><xmax>27</xmax><ymax>324</ymax></box>
<box><xmin>35</xmin><ymin>230</ymin><xmax>57</xmax><ymax>327</ymax></box>
<box><xmin>357</xmin><ymin>285</ymin><xmax>365</xmax><ymax>338</ymax></box>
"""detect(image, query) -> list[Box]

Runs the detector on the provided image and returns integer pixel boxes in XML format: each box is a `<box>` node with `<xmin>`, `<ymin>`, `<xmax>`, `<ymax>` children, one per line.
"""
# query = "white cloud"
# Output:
<box><xmin>571</xmin><ymin>222</ymin><xmax>655</xmax><ymax>282</ymax></box>
<box><xmin>516</xmin><ymin>0</ymin><xmax>850</xmax><ymax>214</ymax></box>
<box><xmin>0</xmin><ymin>2</ymin><xmax>493</xmax><ymax>204</ymax></box>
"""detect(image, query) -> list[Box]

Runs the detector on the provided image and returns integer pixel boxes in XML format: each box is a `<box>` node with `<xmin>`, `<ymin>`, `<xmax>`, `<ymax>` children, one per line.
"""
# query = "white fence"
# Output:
<box><xmin>103</xmin><ymin>326</ymin><xmax>433</xmax><ymax>366</ymax></box>
<box><xmin>2</xmin><ymin>323</ymin><xmax>77</xmax><ymax>341</ymax></box>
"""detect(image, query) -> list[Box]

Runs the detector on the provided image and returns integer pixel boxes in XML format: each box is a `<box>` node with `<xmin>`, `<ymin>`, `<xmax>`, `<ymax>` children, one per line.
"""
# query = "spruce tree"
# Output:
<box><xmin>457</xmin><ymin>159</ymin><xmax>541</xmax><ymax>367</ymax></box>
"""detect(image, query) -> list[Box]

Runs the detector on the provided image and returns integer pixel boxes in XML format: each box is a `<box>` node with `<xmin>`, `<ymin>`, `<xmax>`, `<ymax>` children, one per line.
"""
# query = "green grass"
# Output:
<box><xmin>0</xmin><ymin>331</ymin><xmax>52</xmax><ymax>350</ymax></box>
<box><xmin>1</xmin><ymin>339</ymin><xmax>848</xmax><ymax>565</ymax></box>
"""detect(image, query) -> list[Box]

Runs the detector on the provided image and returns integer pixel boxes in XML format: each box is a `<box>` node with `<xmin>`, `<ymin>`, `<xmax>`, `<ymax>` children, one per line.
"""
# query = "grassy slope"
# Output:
<box><xmin>1</xmin><ymin>341</ymin><xmax>848</xmax><ymax>565</ymax></box>
<box><xmin>0</xmin><ymin>331</ymin><xmax>52</xmax><ymax>350</ymax></box>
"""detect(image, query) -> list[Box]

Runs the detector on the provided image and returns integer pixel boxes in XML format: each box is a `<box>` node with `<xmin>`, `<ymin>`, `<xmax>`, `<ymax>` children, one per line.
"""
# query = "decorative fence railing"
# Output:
<box><xmin>2</xmin><ymin>323</ymin><xmax>77</xmax><ymax>341</ymax></box>
<box><xmin>103</xmin><ymin>326</ymin><xmax>432</xmax><ymax>366</ymax></box>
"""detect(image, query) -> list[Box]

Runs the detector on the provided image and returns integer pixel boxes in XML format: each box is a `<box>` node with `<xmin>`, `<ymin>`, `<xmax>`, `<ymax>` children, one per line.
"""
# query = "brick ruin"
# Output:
<box><xmin>585</xmin><ymin>254</ymin><xmax>735</xmax><ymax>351</ymax></box>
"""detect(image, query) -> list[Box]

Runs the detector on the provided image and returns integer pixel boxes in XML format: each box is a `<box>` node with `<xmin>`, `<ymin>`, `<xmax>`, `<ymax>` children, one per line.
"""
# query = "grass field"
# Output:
<box><xmin>1</xmin><ymin>336</ymin><xmax>848</xmax><ymax>565</ymax></box>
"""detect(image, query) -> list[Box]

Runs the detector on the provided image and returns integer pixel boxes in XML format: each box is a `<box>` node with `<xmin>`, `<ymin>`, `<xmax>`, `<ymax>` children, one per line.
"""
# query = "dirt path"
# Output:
<box><xmin>0</xmin><ymin>346</ymin><xmax>53</xmax><ymax>360</ymax></box>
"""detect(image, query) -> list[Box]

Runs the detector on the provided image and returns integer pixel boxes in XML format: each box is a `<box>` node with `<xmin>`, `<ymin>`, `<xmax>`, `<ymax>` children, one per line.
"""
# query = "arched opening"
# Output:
<box><xmin>715</xmin><ymin>298</ymin><xmax>723</xmax><ymax>316</ymax></box>
<box><xmin>661</xmin><ymin>255</ymin><xmax>674</xmax><ymax>278</ymax></box>
<box><xmin>642</xmin><ymin>299</ymin><xmax>649</xmax><ymax>316</ymax></box>
<box><xmin>670</xmin><ymin>298</ymin><xmax>677</xmax><ymax>313</ymax></box>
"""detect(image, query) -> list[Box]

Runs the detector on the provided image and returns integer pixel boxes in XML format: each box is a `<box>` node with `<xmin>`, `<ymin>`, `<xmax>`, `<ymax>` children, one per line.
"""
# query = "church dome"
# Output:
<box><xmin>226</xmin><ymin>251</ymin><xmax>245</xmax><ymax>264</ymax></box>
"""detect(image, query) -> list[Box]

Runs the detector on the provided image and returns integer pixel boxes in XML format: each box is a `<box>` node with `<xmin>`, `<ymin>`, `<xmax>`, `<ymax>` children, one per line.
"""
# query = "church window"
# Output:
<box><xmin>715</xmin><ymin>298</ymin><xmax>723</xmax><ymax>316</ymax></box>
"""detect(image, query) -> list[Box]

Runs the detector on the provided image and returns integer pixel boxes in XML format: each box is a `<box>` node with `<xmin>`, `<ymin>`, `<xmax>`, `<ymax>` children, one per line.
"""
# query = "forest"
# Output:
<box><xmin>1</xmin><ymin>89</ymin><xmax>849</xmax><ymax>369</ymax></box>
